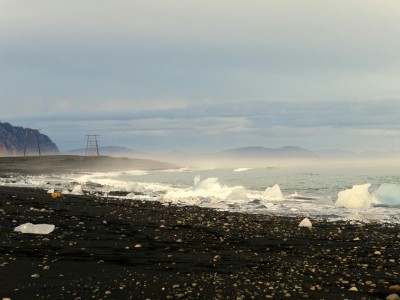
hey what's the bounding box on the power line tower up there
[24,128,42,157]
[85,135,100,156]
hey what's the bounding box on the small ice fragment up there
[14,223,55,234]
[298,218,312,228]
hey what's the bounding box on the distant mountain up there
[0,121,59,156]
[219,146,319,159]
[64,146,145,157]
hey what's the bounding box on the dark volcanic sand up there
[0,186,399,300]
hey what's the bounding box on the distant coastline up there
[0,155,178,175]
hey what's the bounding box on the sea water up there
[2,165,400,224]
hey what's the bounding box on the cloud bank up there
[1,1,400,152]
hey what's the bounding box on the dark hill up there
[0,122,59,156]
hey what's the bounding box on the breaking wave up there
[1,167,400,223]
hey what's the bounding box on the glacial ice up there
[14,223,55,234]
[335,184,377,208]
[264,184,284,201]
[227,187,248,200]
[373,184,400,206]
[298,218,312,228]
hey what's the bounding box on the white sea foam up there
[1,166,400,224]
[234,168,252,172]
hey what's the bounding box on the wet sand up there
[0,185,399,300]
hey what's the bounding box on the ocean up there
[2,165,400,224]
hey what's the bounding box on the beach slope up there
[0,186,399,299]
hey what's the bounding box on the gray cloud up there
[2,1,400,152]
[6,99,400,152]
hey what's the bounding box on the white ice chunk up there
[373,183,400,206]
[227,187,248,200]
[14,223,55,234]
[345,212,370,223]
[70,185,83,195]
[335,183,377,208]
[264,184,284,201]
[298,218,312,228]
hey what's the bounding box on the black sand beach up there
[0,156,399,299]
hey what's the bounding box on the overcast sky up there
[2,0,400,153]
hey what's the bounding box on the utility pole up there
[24,128,41,157]
[35,130,41,157]
[85,135,100,156]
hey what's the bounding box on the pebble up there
[390,285,400,293]
[349,287,358,292]
[31,274,40,278]
[386,294,400,300]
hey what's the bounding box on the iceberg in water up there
[14,223,55,234]
[227,187,248,200]
[335,183,377,208]
[373,183,400,206]
[264,184,284,201]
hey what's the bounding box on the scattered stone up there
[386,294,400,300]
[349,287,358,292]
[389,286,400,293]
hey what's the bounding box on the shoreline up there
[0,155,178,175]
[0,186,399,299]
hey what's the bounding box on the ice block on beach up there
[14,223,55,234]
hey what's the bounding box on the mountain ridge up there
[0,121,59,156]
